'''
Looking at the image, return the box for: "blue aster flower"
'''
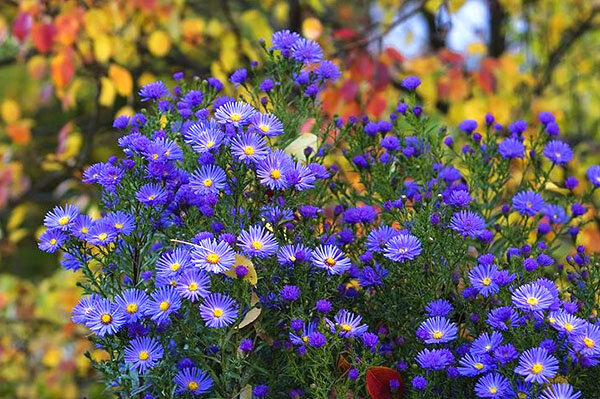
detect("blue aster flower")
[44,204,80,231]
[177,269,211,302]
[401,75,421,91]
[251,113,284,137]
[199,293,238,328]
[540,383,581,399]
[285,162,316,191]
[191,239,236,274]
[493,344,519,365]
[416,348,454,370]
[156,248,192,278]
[271,30,301,52]
[291,38,323,64]
[471,331,503,355]
[514,347,558,383]
[139,81,169,102]
[512,190,546,216]
[136,183,169,206]
[586,165,600,187]
[174,367,213,396]
[70,214,93,239]
[487,306,522,331]
[542,204,569,224]
[549,310,584,335]
[543,140,573,165]
[383,233,422,262]
[469,264,500,297]
[115,289,150,323]
[145,286,182,324]
[237,225,278,258]
[38,229,68,253]
[124,336,164,374]
[86,220,118,246]
[231,132,268,163]
[326,309,368,338]
[71,294,101,325]
[457,353,489,376]
[214,101,256,126]
[569,322,600,357]
[256,150,294,190]
[450,210,486,238]
[277,244,311,267]
[105,211,136,235]
[419,317,458,344]
[512,282,555,313]
[316,60,341,82]
[311,244,352,274]
[498,137,525,159]
[474,373,512,398]
[88,297,126,337]
[425,299,454,317]
[289,320,318,345]
[189,165,227,195]
[366,225,399,253]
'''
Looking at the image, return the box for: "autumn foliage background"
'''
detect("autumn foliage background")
[1,0,600,397]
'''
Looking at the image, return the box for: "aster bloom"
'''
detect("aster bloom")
[174,367,213,396]
[290,320,318,345]
[38,229,68,253]
[156,248,192,278]
[231,132,268,163]
[44,204,80,231]
[290,38,323,64]
[543,204,569,224]
[512,190,546,216]
[71,214,94,239]
[124,336,164,374]
[586,165,600,187]
[191,239,236,273]
[115,289,150,323]
[569,322,600,357]
[512,282,555,313]
[72,294,101,325]
[256,150,293,190]
[543,140,573,165]
[487,306,521,331]
[237,225,278,258]
[136,183,169,206]
[366,225,399,253]
[469,264,500,297]
[450,210,486,238]
[144,138,183,163]
[541,383,581,399]
[145,286,182,324]
[419,317,458,344]
[326,310,368,338]
[105,211,136,235]
[199,293,238,328]
[498,137,525,159]
[549,310,584,335]
[457,354,489,376]
[214,101,256,126]
[285,162,316,191]
[471,331,503,355]
[191,127,225,154]
[271,29,301,52]
[311,245,352,274]
[251,113,284,137]
[139,81,169,101]
[474,373,512,398]
[383,234,422,262]
[316,60,341,82]
[88,298,126,337]
[177,269,210,301]
[425,299,454,317]
[189,165,227,195]
[86,220,118,246]
[416,348,454,370]
[514,347,559,383]
[401,76,421,91]
[277,244,311,267]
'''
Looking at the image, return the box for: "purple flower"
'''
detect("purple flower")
[291,38,323,64]
[311,245,351,274]
[145,287,182,323]
[543,140,573,165]
[124,336,164,374]
[229,68,247,85]
[199,293,238,328]
[139,81,169,102]
[498,137,525,159]
[514,347,558,383]
[384,234,422,262]
[191,239,236,274]
[512,190,545,216]
[280,285,301,301]
[586,165,600,187]
[450,210,486,238]
[469,264,500,297]
[44,204,80,231]
[326,309,368,338]
[173,367,213,395]
[88,298,126,337]
[419,317,458,344]
[401,75,421,91]
[458,119,478,134]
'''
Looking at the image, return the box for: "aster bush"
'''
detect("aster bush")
[40,30,600,399]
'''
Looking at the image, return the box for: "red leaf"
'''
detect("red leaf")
[439,48,464,65]
[334,28,357,41]
[32,22,56,53]
[339,80,359,102]
[372,61,391,91]
[12,12,32,42]
[366,92,387,119]
[366,367,404,399]
[383,48,404,63]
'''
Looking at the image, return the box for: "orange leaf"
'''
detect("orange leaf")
[366,92,387,119]
[31,22,55,53]
[366,367,404,399]
[51,48,75,90]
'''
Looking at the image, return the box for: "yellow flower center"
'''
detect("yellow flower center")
[58,216,70,226]
[482,277,492,286]
[432,331,443,339]
[206,141,214,148]
[81,227,88,234]
[115,223,123,229]
[325,257,337,266]
[148,195,156,200]
[98,232,108,241]
[126,303,138,314]
[252,240,264,250]
[188,282,198,291]
[531,363,543,374]
[584,337,595,348]
[188,381,199,391]
[213,308,224,318]
[159,301,170,311]
[230,113,242,122]
[340,323,353,332]
[489,386,498,394]
[548,317,556,324]
[475,363,484,370]
[259,124,269,133]
[564,322,574,332]
[270,169,282,179]
[206,253,220,264]
[50,238,57,245]
[518,393,527,399]
[397,247,407,254]
[243,146,255,155]
[203,178,213,187]
[302,336,309,342]
[289,255,296,262]
[152,153,159,160]
[165,151,170,157]
[101,313,112,324]
[170,262,181,272]
[485,345,491,351]
[169,280,177,287]
[138,351,149,360]
[527,297,539,306]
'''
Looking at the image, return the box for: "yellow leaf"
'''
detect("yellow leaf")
[26,55,47,80]
[467,41,487,55]
[285,133,318,162]
[108,64,133,97]
[148,30,171,57]
[99,77,116,107]
[138,72,157,88]
[240,385,253,399]
[181,17,205,44]
[7,204,27,231]
[239,10,272,41]
[224,254,258,285]
[205,19,224,37]
[42,348,61,368]
[238,292,261,329]
[1,99,21,124]
[116,106,135,118]
[302,17,323,40]
[8,228,28,244]
[93,34,112,63]
[84,8,111,38]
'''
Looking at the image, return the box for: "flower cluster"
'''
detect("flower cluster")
[41,31,600,399]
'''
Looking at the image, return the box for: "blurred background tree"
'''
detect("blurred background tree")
[1,0,600,397]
